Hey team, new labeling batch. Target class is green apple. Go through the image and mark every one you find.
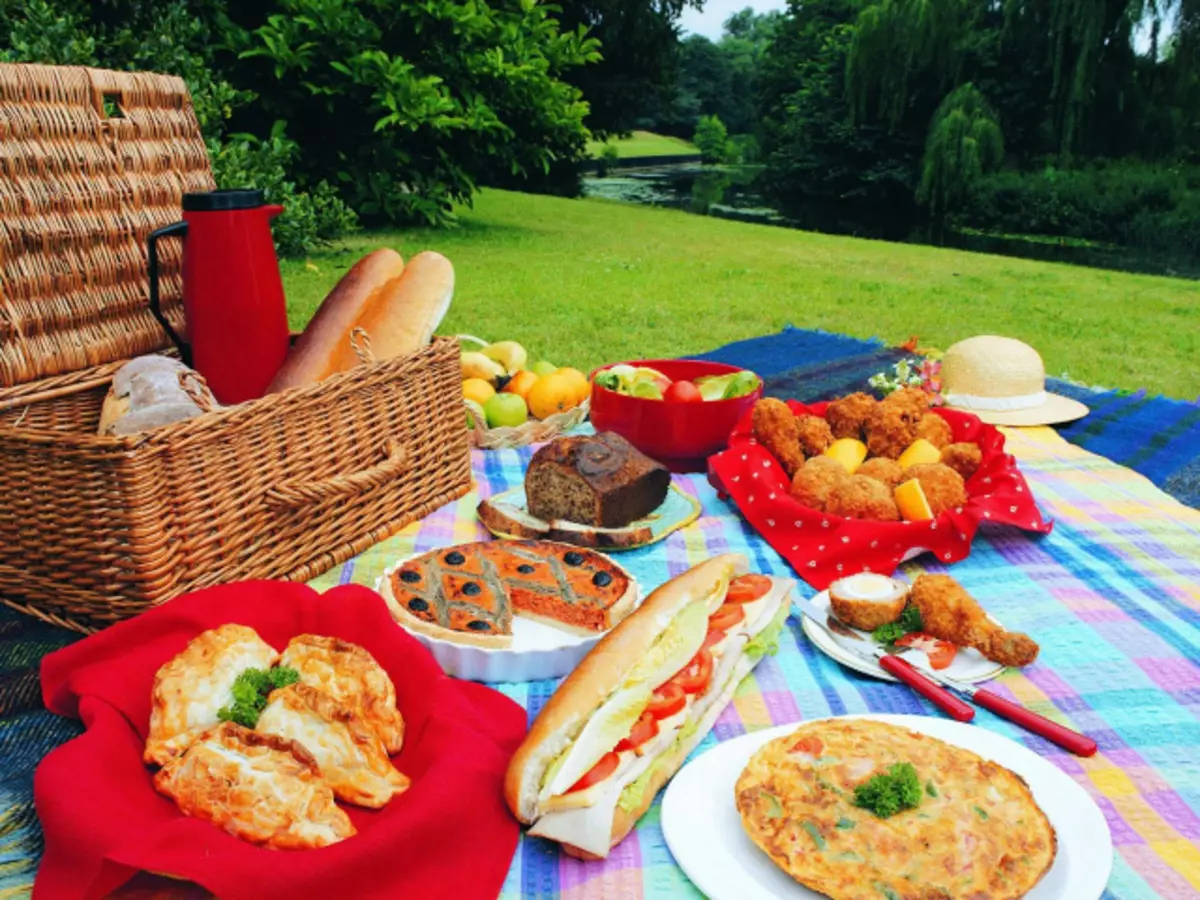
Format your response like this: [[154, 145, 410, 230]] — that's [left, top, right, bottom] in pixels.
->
[[484, 393, 528, 428], [531, 360, 557, 378]]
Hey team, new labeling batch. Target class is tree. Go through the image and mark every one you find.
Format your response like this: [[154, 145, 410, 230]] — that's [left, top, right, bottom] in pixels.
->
[[693, 114, 730, 163], [917, 83, 1004, 221]]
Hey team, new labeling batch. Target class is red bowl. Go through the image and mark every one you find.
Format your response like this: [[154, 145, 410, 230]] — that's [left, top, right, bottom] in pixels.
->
[[589, 359, 763, 472]]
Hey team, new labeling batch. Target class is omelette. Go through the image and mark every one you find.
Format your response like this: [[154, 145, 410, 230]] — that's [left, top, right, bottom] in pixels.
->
[[735, 720, 1056, 900]]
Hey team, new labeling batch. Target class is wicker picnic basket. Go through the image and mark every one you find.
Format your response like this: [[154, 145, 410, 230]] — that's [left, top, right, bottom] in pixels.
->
[[0, 63, 472, 633]]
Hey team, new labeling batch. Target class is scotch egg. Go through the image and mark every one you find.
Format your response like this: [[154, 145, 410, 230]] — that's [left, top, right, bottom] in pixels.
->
[[828, 573, 909, 631]]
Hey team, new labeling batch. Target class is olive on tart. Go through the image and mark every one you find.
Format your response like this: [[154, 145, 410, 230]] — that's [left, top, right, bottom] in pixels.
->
[[380, 540, 638, 648]]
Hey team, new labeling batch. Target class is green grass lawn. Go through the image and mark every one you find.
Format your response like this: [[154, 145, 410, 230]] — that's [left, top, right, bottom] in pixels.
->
[[586, 130, 699, 159], [280, 190, 1200, 399]]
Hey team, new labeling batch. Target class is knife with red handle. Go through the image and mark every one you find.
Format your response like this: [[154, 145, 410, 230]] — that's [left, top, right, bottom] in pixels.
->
[[793, 597, 975, 722]]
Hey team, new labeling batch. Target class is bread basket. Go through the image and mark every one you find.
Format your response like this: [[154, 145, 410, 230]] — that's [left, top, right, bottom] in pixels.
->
[[0, 62, 473, 633]]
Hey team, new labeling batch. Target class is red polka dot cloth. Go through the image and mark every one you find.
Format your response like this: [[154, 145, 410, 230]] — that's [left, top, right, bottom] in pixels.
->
[[708, 401, 1052, 590]]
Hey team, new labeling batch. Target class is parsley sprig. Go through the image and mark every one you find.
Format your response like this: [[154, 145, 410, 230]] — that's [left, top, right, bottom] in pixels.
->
[[853, 762, 922, 818], [871, 605, 923, 647], [217, 666, 300, 728]]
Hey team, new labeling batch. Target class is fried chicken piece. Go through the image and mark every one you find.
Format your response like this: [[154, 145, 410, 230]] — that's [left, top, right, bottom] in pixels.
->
[[826, 475, 901, 521], [864, 402, 920, 460], [824, 392, 877, 441], [910, 575, 1040, 667], [907, 463, 968, 514], [789, 456, 849, 511], [752, 398, 805, 478], [915, 413, 953, 449], [795, 414, 834, 457], [883, 386, 931, 419], [857, 457, 905, 489], [941, 442, 983, 480]]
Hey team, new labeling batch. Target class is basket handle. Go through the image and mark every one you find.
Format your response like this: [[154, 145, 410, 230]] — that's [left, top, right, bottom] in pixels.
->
[[264, 440, 409, 509]]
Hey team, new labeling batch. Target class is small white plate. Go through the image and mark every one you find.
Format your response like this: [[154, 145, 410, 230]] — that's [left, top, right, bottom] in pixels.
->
[[661, 714, 1112, 900], [375, 549, 640, 683], [800, 589, 1006, 684]]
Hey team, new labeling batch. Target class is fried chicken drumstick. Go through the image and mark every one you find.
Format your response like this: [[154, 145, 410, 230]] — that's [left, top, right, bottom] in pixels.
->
[[910, 574, 1040, 668], [752, 397, 806, 478]]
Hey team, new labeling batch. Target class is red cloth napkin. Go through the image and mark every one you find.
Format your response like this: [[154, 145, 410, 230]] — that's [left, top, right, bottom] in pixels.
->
[[34, 580, 528, 900], [708, 401, 1052, 590]]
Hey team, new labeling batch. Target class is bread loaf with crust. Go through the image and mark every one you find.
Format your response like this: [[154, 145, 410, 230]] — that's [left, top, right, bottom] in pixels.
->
[[525, 432, 669, 529]]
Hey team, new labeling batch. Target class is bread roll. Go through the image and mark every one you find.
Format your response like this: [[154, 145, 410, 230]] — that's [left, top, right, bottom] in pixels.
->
[[266, 248, 406, 393], [99, 356, 215, 436], [325, 251, 454, 374]]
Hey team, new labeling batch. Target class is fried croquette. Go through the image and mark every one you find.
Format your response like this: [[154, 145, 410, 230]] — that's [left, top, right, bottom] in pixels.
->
[[941, 442, 983, 480], [752, 398, 806, 478], [864, 402, 920, 459], [915, 413, 953, 449], [824, 392, 877, 441], [857, 457, 905, 489], [910, 574, 1040, 667], [906, 462, 968, 514], [795, 414, 835, 457], [789, 456, 849, 511], [825, 475, 901, 521], [882, 386, 931, 420]]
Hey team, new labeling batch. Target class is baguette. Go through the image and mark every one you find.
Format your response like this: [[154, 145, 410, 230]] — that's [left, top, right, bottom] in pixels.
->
[[267, 248, 405, 393], [326, 250, 454, 374]]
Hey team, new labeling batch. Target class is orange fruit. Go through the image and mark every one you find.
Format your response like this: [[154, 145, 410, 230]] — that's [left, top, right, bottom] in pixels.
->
[[503, 370, 539, 401], [898, 438, 941, 469], [463, 378, 495, 406], [555, 367, 591, 405], [823, 438, 868, 474], [895, 478, 934, 521], [528, 373, 579, 420]]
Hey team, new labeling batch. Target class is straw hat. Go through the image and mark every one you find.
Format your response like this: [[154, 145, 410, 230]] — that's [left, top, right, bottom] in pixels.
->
[[939, 336, 1089, 426]]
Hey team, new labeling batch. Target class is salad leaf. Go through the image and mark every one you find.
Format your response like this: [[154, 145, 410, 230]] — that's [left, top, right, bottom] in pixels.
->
[[694, 370, 760, 400]]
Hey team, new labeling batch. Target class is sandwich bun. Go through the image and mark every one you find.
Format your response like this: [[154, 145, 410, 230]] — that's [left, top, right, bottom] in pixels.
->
[[504, 553, 748, 825]]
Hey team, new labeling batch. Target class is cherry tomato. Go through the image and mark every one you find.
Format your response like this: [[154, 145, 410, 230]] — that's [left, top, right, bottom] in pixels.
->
[[565, 752, 620, 793], [709, 602, 746, 632], [895, 632, 958, 670], [726, 574, 772, 604], [615, 711, 660, 752], [664, 380, 703, 403], [789, 735, 824, 757], [647, 682, 688, 718], [702, 629, 727, 650], [672, 648, 714, 694]]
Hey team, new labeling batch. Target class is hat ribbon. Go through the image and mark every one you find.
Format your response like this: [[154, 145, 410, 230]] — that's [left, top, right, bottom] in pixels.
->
[[943, 390, 1047, 412]]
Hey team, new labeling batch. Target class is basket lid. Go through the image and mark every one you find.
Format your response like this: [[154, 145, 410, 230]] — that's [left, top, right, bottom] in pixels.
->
[[0, 63, 216, 388]]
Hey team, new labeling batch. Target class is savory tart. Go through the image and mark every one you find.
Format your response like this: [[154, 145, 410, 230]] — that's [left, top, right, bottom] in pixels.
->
[[144, 624, 279, 766], [256, 683, 409, 808], [380, 540, 637, 647], [279, 634, 406, 754], [736, 719, 1057, 900], [153, 721, 356, 849]]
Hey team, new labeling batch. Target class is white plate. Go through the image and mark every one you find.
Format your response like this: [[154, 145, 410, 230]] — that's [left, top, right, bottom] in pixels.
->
[[661, 714, 1112, 900], [374, 548, 639, 683], [800, 590, 1005, 684]]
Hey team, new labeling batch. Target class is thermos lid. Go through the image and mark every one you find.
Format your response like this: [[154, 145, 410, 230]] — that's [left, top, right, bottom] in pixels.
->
[[183, 189, 266, 211]]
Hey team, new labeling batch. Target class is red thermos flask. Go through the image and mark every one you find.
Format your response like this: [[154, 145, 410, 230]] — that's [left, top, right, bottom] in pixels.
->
[[147, 189, 290, 405]]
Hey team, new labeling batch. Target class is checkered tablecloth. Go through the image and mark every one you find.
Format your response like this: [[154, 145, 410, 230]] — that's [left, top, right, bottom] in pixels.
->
[[306, 425, 1200, 900]]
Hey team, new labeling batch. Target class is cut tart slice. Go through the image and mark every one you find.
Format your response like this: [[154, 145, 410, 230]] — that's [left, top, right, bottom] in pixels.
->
[[380, 540, 637, 648]]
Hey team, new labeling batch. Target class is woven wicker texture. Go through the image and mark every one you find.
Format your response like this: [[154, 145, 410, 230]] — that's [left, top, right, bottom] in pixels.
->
[[0, 62, 473, 633], [0, 63, 215, 387]]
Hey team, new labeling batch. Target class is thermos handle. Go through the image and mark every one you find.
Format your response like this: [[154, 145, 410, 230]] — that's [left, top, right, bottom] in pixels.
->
[[147, 221, 191, 365]]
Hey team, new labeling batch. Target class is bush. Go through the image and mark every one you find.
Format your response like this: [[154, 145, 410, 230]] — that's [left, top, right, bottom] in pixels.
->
[[694, 115, 731, 164], [596, 144, 621, 177]]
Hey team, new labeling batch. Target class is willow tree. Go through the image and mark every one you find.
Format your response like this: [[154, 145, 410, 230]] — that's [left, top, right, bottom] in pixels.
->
[[917, 83, 1004, 220]]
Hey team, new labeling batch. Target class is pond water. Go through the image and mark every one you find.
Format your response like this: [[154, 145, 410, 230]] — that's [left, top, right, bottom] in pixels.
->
[[581, 165, 1197, 279]]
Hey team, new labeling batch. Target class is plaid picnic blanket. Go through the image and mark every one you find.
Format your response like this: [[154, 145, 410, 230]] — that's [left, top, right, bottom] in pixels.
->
[[2, 424, 1198, 898]]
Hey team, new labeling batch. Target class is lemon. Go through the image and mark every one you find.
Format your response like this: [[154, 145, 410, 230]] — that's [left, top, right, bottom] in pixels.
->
[[824, 438, 868, 473], [555, 367, 591, 405], [463, 377, 496, 406], [895, 478, 935, 521], [528, 372, 579, 419], [898, 438, 941, 469]]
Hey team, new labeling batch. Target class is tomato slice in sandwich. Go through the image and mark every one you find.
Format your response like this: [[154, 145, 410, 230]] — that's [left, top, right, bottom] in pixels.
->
[[726, 574, 772, 604], [565, 751, 620, 794], [672, 648, 714, 694], [702, 629, 727, 651], [615, 711, 659, 752], [709, 603, 745, 632], [648, 682, 687, 718], [894, 632, 958, 670]]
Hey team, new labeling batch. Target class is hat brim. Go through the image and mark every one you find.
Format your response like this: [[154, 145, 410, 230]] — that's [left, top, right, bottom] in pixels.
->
[[945, 392, 1090, 427]]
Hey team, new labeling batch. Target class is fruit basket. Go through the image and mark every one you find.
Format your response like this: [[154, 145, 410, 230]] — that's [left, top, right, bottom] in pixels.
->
[[708, 400, 1052, 590], [457, 335, 590, 450]]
